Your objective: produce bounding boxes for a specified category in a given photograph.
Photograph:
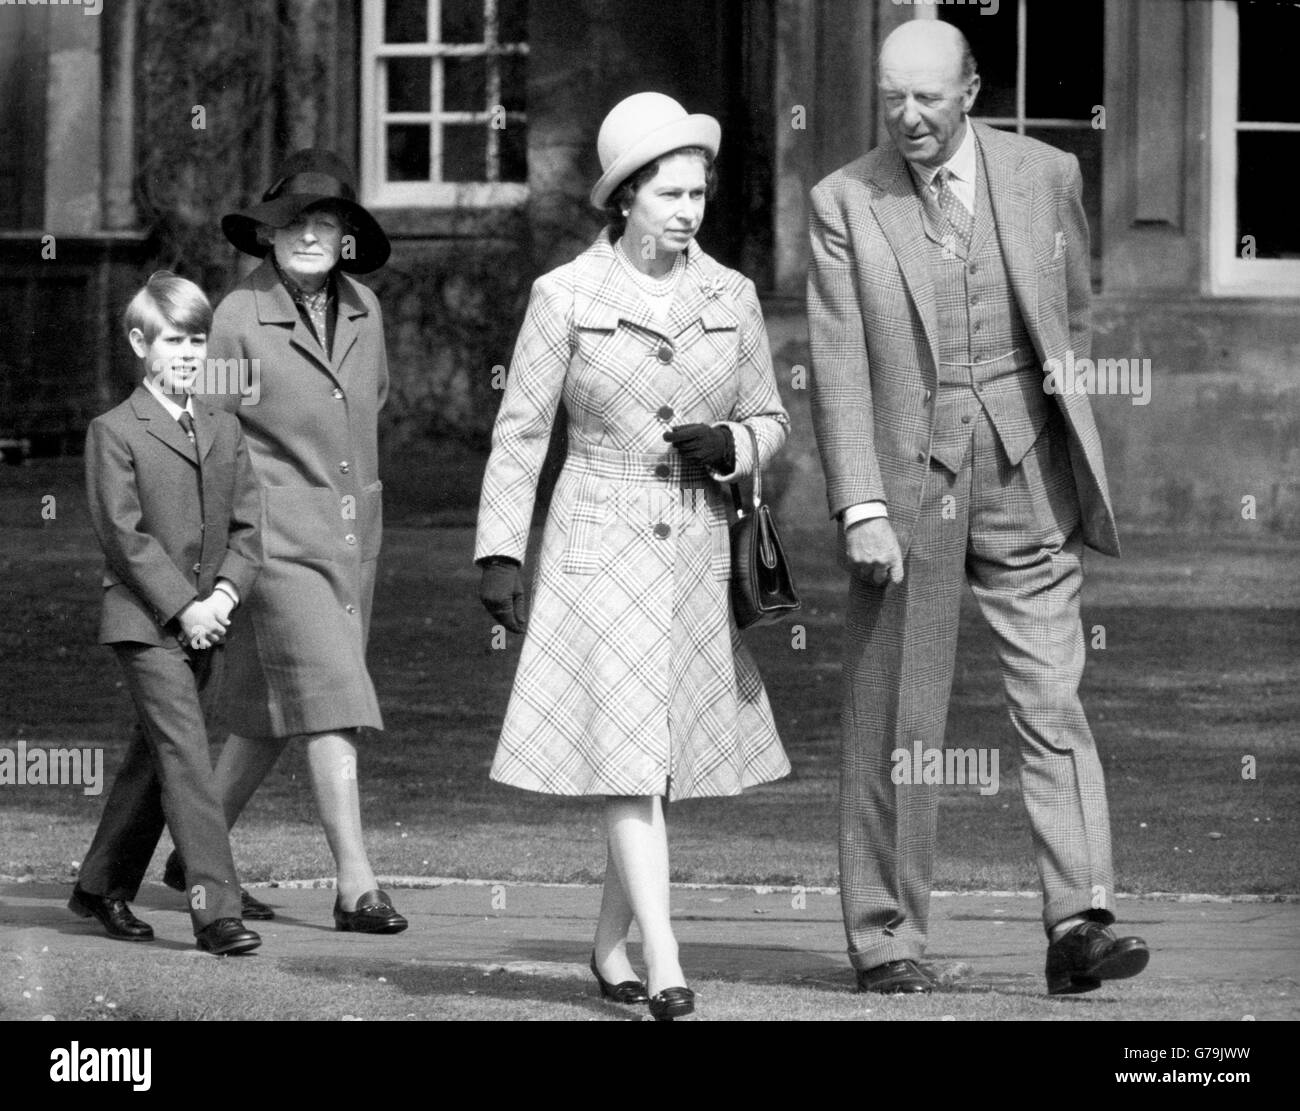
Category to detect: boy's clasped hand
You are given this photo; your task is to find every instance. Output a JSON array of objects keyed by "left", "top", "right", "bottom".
[{"left": 178, "top": 589, "right": 234, "bottom": 650}]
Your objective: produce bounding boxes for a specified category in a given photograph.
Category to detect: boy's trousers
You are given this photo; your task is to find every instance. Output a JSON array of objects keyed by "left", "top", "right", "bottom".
[{"left": 78, "top": 640, "right": 242, "bottom": 930}]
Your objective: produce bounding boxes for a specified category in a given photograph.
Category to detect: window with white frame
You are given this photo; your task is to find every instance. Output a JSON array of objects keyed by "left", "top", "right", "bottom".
[
  {"left": 937, "top": 0, "right": 1105, "bottom": 265},
  {"left": 361, "top": 0, "right": 528, "bottom": 207},
  {"left": 1210, "top": 0, "right": 1300, "bottom": 295}
]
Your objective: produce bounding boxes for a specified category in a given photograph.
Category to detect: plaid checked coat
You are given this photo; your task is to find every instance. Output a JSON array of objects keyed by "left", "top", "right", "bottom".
[
  {"left": 475, "top": 232, "right": 791, "bottom": 798},
  {"left": 807, "top": 123, "right": 1119, "bottom": 558}
]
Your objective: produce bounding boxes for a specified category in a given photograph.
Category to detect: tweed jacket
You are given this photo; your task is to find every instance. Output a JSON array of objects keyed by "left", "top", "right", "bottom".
[
  {"left": 475, "top": 231, "right": 791, "bottom": 798},
  {"left": 86, "top": 385, "right": 261, "bottom": 646},
  {"left": 807, "top": 123, "right": 1119, "bottom": 557},
  {"left": 207, "top": 257, "right": 388, "bottom": 737}
]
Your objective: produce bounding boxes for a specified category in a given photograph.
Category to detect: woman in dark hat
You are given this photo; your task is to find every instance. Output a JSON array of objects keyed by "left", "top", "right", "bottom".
[
  {"left": 475, "top": 94, "right": 791, "bottom": 1018},
  {"left": 164, "top": 149, "right": 406, "bottom": 933}
]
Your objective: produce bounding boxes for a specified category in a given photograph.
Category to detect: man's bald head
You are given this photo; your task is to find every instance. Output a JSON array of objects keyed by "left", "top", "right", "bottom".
[
  {"left": 877, "top": 20, "right": 980, "bottom": 169},
  {"left": 878, "top": 19, "right": 976, "bottom": 85}
]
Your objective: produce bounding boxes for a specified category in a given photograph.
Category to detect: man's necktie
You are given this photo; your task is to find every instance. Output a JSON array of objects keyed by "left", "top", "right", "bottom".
[
  {"left": 934, "top": 167, "right": 973, "bottom": 251},
  {"left": 178, "top": 411, "right": 197, "bottom": 452}
]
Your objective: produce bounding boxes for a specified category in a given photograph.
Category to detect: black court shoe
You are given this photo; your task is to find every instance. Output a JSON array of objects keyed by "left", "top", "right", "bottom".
[
  {"left": 589, "top": 952, "right": 650, "bottom": 1005},
  {"left": 333, "top": 889, "right": 408, "bottom": 934},
  {"left": 648, "top": 986, "right": 695, "bottom": 1021}
]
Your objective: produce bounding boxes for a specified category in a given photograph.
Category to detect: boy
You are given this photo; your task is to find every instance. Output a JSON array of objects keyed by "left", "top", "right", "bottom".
[{"left": 69, "top": 271, "right": 263, "bottom": 955}]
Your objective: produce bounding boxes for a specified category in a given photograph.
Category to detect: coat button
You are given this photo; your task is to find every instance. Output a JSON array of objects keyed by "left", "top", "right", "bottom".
[
  {"left": 923, "top": 390, "right": 932, "bottom": 403},
  {"left": 653, "top": 523, "right": 671, "bottom": 539},
  {"left": 654, "top": 463, "right": 671, "bottom": 479},
  {"left": 192, "top": 562, "right": 202, "bottom": 574},
  {"left": 961, "top": 415, "right": 972, "bottom": 424},
  {"left": 339, "top": 460, "right": 350, "bottom": 473},
  {"left": 657, "top": 343, "right": 673, "bottom": 364},
  {"left": 345, "top": 533, "right": 357, "bottom": 545},
  {"left": 916, "top": 452, "right": 926, "bottom": 463},
  {"left": 332, "top": 388, "right": 344, "bottom": 400},
  {"left": 345, "top": 604, "right": 357, "bottom": 615},
  {"left": 657, "top": 405, "right": 674, "bottom": 421}
]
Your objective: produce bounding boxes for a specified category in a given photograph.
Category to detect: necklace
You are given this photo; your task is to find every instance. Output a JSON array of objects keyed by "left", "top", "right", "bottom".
[{"left": 614, "top": 238, "right": 686, "bottom": 296}]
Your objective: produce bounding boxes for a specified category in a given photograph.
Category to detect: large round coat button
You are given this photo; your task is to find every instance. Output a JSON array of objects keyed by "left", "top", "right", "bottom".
[
  {"left": 657, "top": 343, "right": 673, "bottom": 364},
  {"left": 653, "top": 523, "right": 671, "bottom": 539},
  {"left": 345, "top": 534, "right": 357, "bottom": 545},
  {"left": 657, "top": 405, "right": 674, "bottom": 421},
  {"left": 339, "top": 460, "right": 350, "bottom": 474},
  {"left": 345, "top": 604, "right": 357, "bottom": 615},
  {"left": 654, "top": 463, "right": 671, "bottom": 479}
]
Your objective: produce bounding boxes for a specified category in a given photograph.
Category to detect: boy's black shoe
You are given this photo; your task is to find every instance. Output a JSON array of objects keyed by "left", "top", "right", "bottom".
[{"left": 195, "top": 918, "right": 261, "bottom": 956}]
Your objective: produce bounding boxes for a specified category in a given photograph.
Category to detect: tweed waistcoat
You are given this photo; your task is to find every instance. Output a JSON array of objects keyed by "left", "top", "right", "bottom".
[{"left": 925, "top": 147, "right": 1051, "bottom": 473}]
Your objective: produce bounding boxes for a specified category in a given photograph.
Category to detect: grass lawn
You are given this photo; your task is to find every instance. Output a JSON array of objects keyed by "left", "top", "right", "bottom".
[{"left": 2, "top": 458, "right": 1298, "bottom": 896}]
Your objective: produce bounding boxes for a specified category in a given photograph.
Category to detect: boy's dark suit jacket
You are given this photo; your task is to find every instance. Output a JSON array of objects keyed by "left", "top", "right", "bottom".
[{"left": 85, "top": 384, "right": 261, "bottom": 644}]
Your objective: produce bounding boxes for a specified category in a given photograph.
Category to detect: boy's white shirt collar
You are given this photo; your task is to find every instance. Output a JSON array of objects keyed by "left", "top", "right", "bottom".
[
  {"left": 910, "top": 118, "right": 976, "bottom": 214},
  {"left": 142, "top": 376, "right": 194, "bottom": 421}
]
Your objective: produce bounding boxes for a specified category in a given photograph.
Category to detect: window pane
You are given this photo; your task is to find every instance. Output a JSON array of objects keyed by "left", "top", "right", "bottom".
[
  {"left": 1024, "top": 126, "right": 1102, "bottom": 261},
  {"left": 385, "top": 0, "right": 427, "bottom": 44},
  {"left": 443, "top": 57, "right": 486, "bottom": 112},
  {"left": 442, "top": 124, "right": 487, "bottom": 181},
  {"left": 387, "top": 124, "right": 430, "bottom": 181},
  {"left": 1025, "top": 0, "right": 1103, "bottom": 119},
  {"left": 939, "top": 5, "right": 1017, "bottom": 118},
  {"left": 1238, "top": 0, "right": 1300, "bottom": 124},
  {"left": 441, "top": 0, "right": 484, "bottom": 44},
  {"left": 500, "top": 54, "right": 526, "bottom": 114},
  {"left": 1238, "top": 133, "right": 1300, "bottom": 258},
  {"left": 498, "top": 0, "right": 528, "bottom": 44},
  {"left": 499, "top": 123, "right": 527, "bottom": 183},
  {"left": 387, "top": 57, "right": 430, "bottom": 112}
]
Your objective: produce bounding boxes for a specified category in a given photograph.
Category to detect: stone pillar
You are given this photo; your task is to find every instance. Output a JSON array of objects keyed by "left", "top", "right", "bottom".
[
  {"left": 44, "top": 6, "right": 101, "bottom": 233},
  {"left": 101, "top": 0, "right": 136, "bottom": 230},
  {"left": 772, "top": 0, "right": 816, "bottom": 297}
]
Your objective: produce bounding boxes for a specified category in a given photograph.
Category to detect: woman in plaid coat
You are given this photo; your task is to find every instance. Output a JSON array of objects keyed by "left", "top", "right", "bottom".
[{"left": 475, "top": 95, "right": 790, "bottom": 1019}]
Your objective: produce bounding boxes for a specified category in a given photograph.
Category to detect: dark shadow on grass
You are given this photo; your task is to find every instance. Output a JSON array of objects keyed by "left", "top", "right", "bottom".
[{"left": 275, "top": 956, "right": 647, "bottom": 1020}]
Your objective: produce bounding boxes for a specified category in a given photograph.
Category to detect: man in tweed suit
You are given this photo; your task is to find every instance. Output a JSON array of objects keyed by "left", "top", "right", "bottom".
[{"left": 807, "top": 20, "right": 1149, "bottom": 995}]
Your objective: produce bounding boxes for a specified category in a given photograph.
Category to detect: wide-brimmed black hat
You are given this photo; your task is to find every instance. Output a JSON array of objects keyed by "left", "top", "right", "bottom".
[{"left": 221, "top": 148, "right": 391, "bottom": 273}]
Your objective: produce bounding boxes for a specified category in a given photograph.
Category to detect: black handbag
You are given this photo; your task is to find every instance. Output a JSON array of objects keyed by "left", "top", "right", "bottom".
[{"left": 729, "top": 423, "right": 801, "bottom": 628}]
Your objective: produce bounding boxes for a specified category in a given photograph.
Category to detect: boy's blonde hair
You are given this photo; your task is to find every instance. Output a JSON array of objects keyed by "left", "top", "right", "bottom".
[{"left": 122, "top": 270, "right": 213, "bottom": 343}]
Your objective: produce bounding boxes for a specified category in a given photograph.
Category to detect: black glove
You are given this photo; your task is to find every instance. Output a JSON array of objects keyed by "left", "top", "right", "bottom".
[
  {"left": 663, "top": 423, "right": 734, "bottom": 471},
  {"left": 478, "top": 558, "right": 528, "bottom": 634}
]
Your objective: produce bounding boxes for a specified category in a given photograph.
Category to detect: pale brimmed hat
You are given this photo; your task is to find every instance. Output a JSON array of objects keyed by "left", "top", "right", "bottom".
[
  {"left": 590, "top": 92, "right": 721, "bottom": 209},
  {"left": 221, "top": 148, "right": 391, "bottom": 274}
]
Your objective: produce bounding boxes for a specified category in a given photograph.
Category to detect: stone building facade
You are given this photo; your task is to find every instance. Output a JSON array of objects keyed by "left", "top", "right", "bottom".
[{"left": 1, "top": 0, "right": 1296, "bottom": 533}]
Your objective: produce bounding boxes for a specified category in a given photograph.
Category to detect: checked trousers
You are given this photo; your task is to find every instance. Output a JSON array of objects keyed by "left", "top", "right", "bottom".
[{"left": 839, "top": 406, "right": 1116, "bottom": 970}]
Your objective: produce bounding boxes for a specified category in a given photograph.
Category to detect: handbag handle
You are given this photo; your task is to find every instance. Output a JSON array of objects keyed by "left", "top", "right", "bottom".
[{"left": 730, "top": 422, "right": 763, "bottom": 518}]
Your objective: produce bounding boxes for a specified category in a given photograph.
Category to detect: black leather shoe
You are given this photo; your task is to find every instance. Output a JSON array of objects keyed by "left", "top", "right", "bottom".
[
  {"left": 68, "top": 886, "right": 154, "bottom": 942},
  {"left": 1046, "top": 920, "right": 1149, "bottom": 995},
  {"left": 333, "top": 889, "right": 408, "bottom": 934},
  {"left": 195, "top": 918, "right": 261, "bottom": 955},
  {"left": 589, "top": 952, "right": 649, "bottom": 1005},
  {"left": 240, "top": 889, "right": 275, "bottom": 920},
  {"left": 648, "top": 986, "right": 695, "bottom": 1021},
  {"left": 855, "top": 959, "right": 933, "bottom": 994},
  {"left": 162, "top": 849, "right": 185, "bottom": 892}
]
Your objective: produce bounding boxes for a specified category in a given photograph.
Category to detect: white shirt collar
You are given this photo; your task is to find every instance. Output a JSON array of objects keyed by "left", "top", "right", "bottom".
[
  {"left": 142, "top": 376, "right": 194, "bottom": 421},
  {"left": 910, "top": 118, "right": 976, "bottom": 189}
]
